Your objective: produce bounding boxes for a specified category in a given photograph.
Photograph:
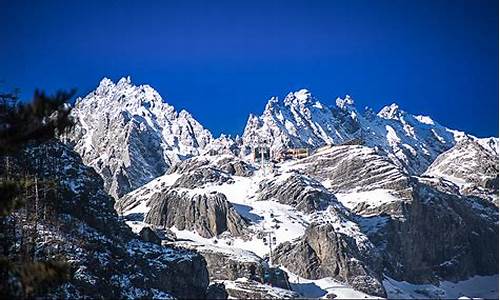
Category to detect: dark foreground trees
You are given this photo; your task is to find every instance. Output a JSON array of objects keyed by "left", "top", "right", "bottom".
[{"left": 0, "top": 89, "right": 74, "bottom": 298}]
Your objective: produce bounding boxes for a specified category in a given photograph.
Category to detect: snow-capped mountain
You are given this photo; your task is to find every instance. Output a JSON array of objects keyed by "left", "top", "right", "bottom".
[
  {"left": 66, "top": 77, "right": 212, "bottom": 198},
  {"left": 62, "top": 80, "right": 498, "bottom": 299},
  {"left": 242, "top": 89, "right": 467, "bottom": 174},
  {"left": 242, "top": 89, "right": 360, "bottom": 152}
]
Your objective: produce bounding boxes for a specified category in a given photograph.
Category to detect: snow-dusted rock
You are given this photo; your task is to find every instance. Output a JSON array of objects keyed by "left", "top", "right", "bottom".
[
  {"left": 144, "top": 190, "right": 249, "bottom": 238},
  {"left": 167, "top": 154, "right": 254, "bottom": 177},
  {"left": 424, "top": 137, "right": 499, "bottom": 205},
  {"left": 256, "top": 172, "right": 337, "bottom": 213},
  {"left": 170, "top": 241, "right": 268, "bottom": 282},
  {"left": 241, "top": 91, "right": 359, "bottom": 155},
  {"left": 222, "top": 278, "right": 300, "bottom": 299},
  {"left": 273, "top": 219, "right": 385, "bottom": 297},
  {"left": 288, "top": 145, "right": 412, "bottom": 216},
  {"left": 202, "top": 134, "right": 241, "bottom": 156},
  {"left": 14, "top": 142, "right": 210, "bottom": 299},
  {"left": 242, "top": 89, "right": 468, "bottom": 175},
  {"left": 66, "top": 76, "right": 212, "bottom": 199}
]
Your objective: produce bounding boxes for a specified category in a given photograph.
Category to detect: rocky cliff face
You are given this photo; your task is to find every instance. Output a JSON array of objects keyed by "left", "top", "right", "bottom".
[
  {"left": 7, "top": 141, "right": 211, "bottom": 299},
  {"left": 256, "top": 172, "right": 337, "bottom": 213},
  {"left": 381, "top": 179, "right": 499, "bottom": 283},
  {"left": 66, "top": 77, "right": 212, "bottom": 199},
  {"left": 171, "top": 242, "right": 269, "bottom": 282},
  {"left": 145, "top": 190, "right": 249, "bottom": 238},
  {"left": 115, "top": 155, "right": 254, "bottom": 239},
  {"left": 273, "top": 223, "right": 386, "bottom": 297},
  {"left": 267, "top": 144, "right": 498, "bottom": 296}
]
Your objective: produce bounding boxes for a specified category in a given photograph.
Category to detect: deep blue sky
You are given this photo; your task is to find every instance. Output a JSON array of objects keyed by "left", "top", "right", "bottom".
[{"left": 0, "top": 0, "right": 498, "bottom": 137}]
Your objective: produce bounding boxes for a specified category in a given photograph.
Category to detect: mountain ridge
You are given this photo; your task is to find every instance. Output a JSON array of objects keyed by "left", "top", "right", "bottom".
[
  {"left": 67, "top": 76, "right": 497, "bottom": 199},
  {"left": 62, "top": 76, "right": 498, "bottom": 299}
]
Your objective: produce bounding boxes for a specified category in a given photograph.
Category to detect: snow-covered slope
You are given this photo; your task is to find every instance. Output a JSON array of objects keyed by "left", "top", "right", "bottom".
[
  {"left": 242, "top": 89, "right": 467, "bottom": 174},
  {"left": 424, "top": 136, "right": 499, "bottom": 205},
  {"left": 66, "top": 76, "right": 212, "bottom": 198}
]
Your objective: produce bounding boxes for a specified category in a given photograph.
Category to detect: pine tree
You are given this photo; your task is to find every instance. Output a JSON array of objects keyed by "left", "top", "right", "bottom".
[{"left": 0, "top": 88, "right": 74, "bottom": 298}]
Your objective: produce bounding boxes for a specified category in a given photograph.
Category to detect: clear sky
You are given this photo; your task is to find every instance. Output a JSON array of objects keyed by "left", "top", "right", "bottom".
[{"left": 0, "top": 0, "right": 498, "bottom": 137}]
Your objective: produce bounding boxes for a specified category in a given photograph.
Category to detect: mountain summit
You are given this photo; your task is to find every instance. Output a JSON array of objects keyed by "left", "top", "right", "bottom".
[
  {"left": 242, "top": 89, "right": 468, "bottom": 174},
  {"left": 67, "top": 77, "right": 212, "bottom": 198}
]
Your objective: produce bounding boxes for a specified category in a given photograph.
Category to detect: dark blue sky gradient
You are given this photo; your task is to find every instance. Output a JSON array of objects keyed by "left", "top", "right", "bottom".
[{"left": 0, "top": 0, "right": 498, "bottom": 137}]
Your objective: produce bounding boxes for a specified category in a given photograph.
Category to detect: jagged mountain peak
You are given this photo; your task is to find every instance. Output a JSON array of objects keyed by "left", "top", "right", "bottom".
[
  {"left": 335, "top": 94, "right": 355, "bottom": 110},
  {"left": 67, "top": 76, "right": 212, "bottom": 199},
  {"left": 88, "top": 76, "right": 167, "bottom": 112},
  {"left": 378, "top": 102, "right": 403, "bottom": 119},
  {"left": 242, "top": 89, "right": 471, "bottom": 174},
  {"left": 284, "top": 88, "right": 313, "bottom": 105},
  {"left": 242, "top": 89, "right": 360, "bottom": 153}
]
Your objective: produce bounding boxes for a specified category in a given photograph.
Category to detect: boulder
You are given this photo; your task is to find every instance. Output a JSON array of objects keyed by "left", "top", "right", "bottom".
[{"left": 139, "top": 227, "right": 162, "bottom": 245}]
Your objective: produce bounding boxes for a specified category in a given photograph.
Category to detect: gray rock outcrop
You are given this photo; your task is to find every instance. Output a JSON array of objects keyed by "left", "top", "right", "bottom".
[
  {"left": 171, "top": 242, "right": 268, "bottom": 282},
  {"left": 145, "top": 191, "right": 249, "bottom": 238},
  {"left": 206, "top": 282, "right": 228, "bottom": 299},
  {"left": 172, "top": 167, "right": 233, "bottom": 189},
  {"left": 139, "top": 227, "right": 162, "bottom": 245},
  {"left": 380, "top": 180, "right": 499, "bottom": 283},
  {"left": 257, "top": 173, "right": 335, "bottom": 213},
  {"left": 273, "top": 223, "right": 386, "bottom": 298},
  {"left": 223, "top": 279, "right": 300, "bottom": 299}
]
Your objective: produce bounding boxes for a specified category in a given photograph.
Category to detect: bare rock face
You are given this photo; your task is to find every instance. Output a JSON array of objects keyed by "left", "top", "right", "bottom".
[
  {"left": 171, "top": 242, "right": 268, "bottom": 282},
  {"left": 257, "top": 173, "right": 335, "bottom": 213},
  {"left": 139, "top": 227, "right": 162, "bottom": 245},
  {"left": 380, "top": 180, "right": 499, "bottom": 283},
  {"left": 145, "top": 191, "right": 249, "bottom": 238},
  {"left": 216, "top": 157, "right": 255, "bottom": 177},
  {"left": 167, "top": 156, "right": 212, "bottom": 175},
  {"left": 172, "top": 167, "right": 233, "bottom": 189},
  {"left": 273, "top": 223, "right": 386, "bottom": 298}
]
